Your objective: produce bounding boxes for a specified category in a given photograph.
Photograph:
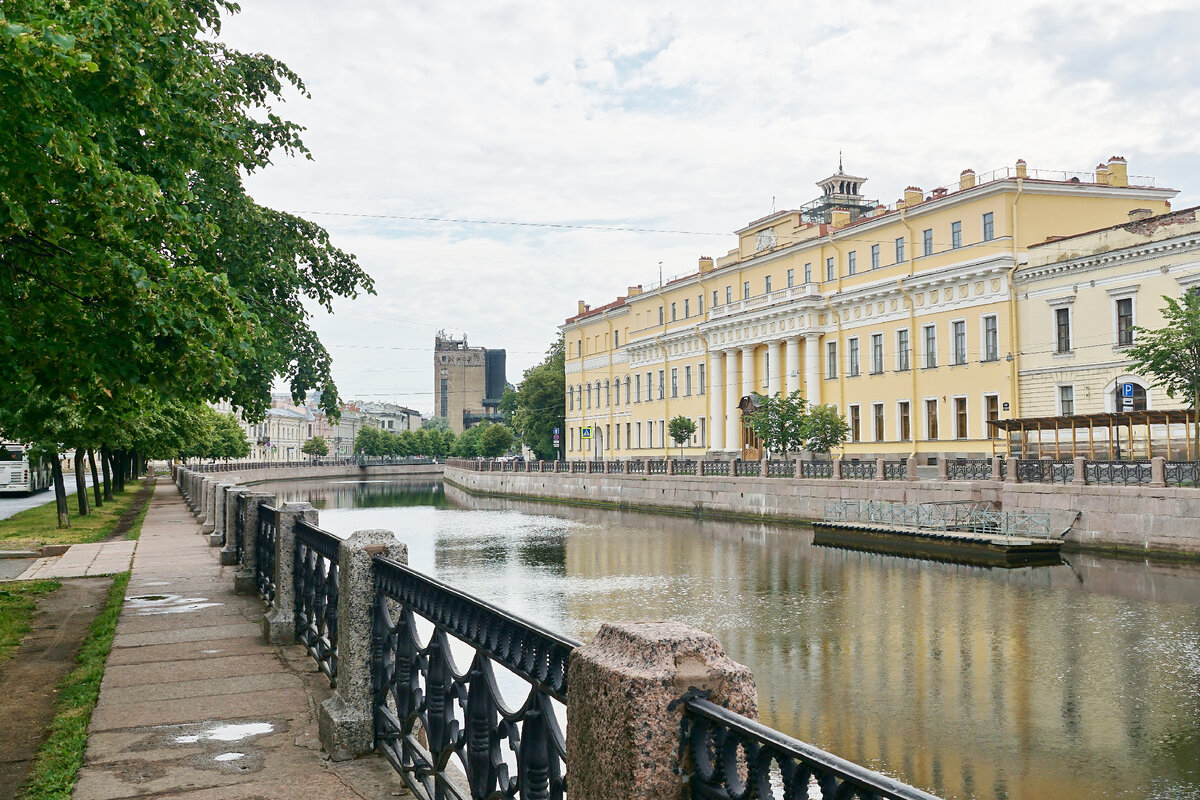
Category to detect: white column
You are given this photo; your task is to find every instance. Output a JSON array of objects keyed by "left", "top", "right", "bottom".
[
  {"left": 804, "top": 333, "right": 821, "bottom": 405},
  {"left": 785, "top": 337, "right": 801, "bottom": 396},
  {"left": 724, "top": 350, "right": 740, "bottom": 451},
  {"left": 710, "top": 352, "right": 725, "bottom": 450},
  {"left": 740, "top": 345, "right": 755, "bottom": 398},
  {"left": 767, "top": 340, "right": 783, "bottom": 398}
]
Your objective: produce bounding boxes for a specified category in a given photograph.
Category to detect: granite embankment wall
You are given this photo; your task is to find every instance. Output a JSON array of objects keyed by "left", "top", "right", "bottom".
[{"left": 443, "top": 466, "right": 1200, "bottom": 558}]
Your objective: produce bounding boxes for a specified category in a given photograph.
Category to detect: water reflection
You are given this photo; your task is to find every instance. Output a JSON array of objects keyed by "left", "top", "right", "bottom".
[{"left": 271, "top": 478, "right": 1200, "bottom": 800}]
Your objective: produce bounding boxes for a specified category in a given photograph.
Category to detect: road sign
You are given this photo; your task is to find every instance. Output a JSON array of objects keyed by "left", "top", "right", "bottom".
[
  {"left": 1122, "top": 398, "right": 1134, "bottom": 408},
  {"left": 1122, "top": 383, "right": 1134, "bottom": 398},
  {"left": 580, "top": 427, "right": 592, "bottom": 439},
  {"left": 1002, "top": 402, "right": 1010, "bottom": 411},
  {"left": 553, "top": 427, "right": 560, "bottom": 435}
]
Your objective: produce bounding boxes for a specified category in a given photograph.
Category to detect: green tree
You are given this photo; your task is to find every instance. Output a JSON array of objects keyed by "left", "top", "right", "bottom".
[
  {"left": 452, "top": 424, "right": 486, "bottom": 458},
  {"left": 355, "top": 427, "right": 387, "bottom": 457},
  {"left": 508, "top": 338, "right": 565, "bottom": 460},
  {"left": 802, "top": 405, "right": 850, "bottom": 457},
  {"left": 668, "top": 416, "right": 696, "bottom": 457},
  {"left": 210, "top": 413, "right": 251, "bottom": 460},
  {"left": 477, "top": 422, "right": 515, "bottom": 458},
  {"left": 1129, "top": 292, "right": 1200, "bottom": 454},
  {"left": 746, "top": 391, "right": 809, "bottom": 457},
  {"left": 301, "top": 436, "right": 328, "bottom": 458},
  {"left": 422, "top": 417, "right": 451, "bottom": 433}
]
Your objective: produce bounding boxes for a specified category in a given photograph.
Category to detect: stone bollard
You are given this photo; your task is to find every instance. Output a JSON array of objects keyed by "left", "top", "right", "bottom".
[
  {"left": 991, "top": 457, "right": 1003, "bottom": 481},
  {"left": 794, "top": 456, "right": 803, "bottom": 479},
  {"left": 643, "top": 459, "right": 651, "bottom": 474},
  {"left": 875, "top": 457, "right": 885, "bottom": 480},
  {"left": 210, "top": 483, "right": 233, "bottom": 547},
  {"left": 759, "top": 454, "right": 768, "bottom": 476},
  {"left": 263, "top": 502, "right": 317, "bottom": 645},
  {"left": 202, "top": 480, "right": 218, "bottom": 533},
  {"left": 936, "top": 457, "right": 949, "bottom": 481},
  {"left": 1073, "top": 456, "right": 1088, "bottom": 486},
  {"left": 318, "top": 529, "right": 408, "bottom": 761},
  {"left": 624, "top": 459, "right": 632, "bottom": 475},
  {"left": 1005, "top": 456, "right": 1019, "bottom": 483},
  {"left": 666, "top": 458, "right": 675, "bottom": 476},
  {"left": 833, "top": 457, "right": 843, "bottom": 480},
  {"left": 220, "top": 487, "right": 249, "bottom": 565},
  {"left": 234, "top": 491, "right": 276, "bottom": 595},
  {"left": 906, "top": 456, "right": 919, "bottom": 481},
  {"left": 1151, "top": 456, "right": 1166, "bottom": 488},
  {"left": 567, "top": 622, "right": 757, "bottom": 800}
]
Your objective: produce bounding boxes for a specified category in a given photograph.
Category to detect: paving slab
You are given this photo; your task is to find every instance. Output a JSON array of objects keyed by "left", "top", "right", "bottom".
[
  {"left": 76, "top": 476, "right": 409, "bottom": 799},
  {"left": 15, "top": 541, "right": 137, "bottom": 580}
]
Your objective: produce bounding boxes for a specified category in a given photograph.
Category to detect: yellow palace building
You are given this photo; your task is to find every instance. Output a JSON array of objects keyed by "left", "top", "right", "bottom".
[{"left": 561, "top": 157, "right": 1177, "bottom": 460}]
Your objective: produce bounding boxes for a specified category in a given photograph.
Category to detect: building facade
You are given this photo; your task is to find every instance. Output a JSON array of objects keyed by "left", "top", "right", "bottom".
[
  {"left": 434, "top": 332, "right": 507, "bottom": 433},
  {"left": 562, "top": 157, "right": 1179, "bottom": 459}
]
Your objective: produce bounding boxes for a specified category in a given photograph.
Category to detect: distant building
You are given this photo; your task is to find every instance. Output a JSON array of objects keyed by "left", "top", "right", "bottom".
[
  {"left": 358, "top": 402, "right": 422, "bottom": 434},
  {"left": 434, "top": 332, "right": 507, "bottom": 433}
]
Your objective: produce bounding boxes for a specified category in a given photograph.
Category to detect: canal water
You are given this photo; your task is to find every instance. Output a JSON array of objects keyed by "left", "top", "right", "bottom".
[{"left": 270, "top": 477, "right": 1200, "bottom": 800}]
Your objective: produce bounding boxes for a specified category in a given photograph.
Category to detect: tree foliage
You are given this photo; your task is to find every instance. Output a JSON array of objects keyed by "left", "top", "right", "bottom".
[
  {"left": 1129, "top": 292, "right": 1200, "bottom": 451},
  {"left": 745, "top": 391, "right": 809, "bottom": 456},
  {"left": 802, "top": 405, "right": 851, "bottom": 456},
  {"left": 301, "top": 436, "right": 328, "bottom": 457},
  {"left": 0, "top": 1, "right": 371, "bottom": 523},
  {"left": 506, "top": 338, "right": 564, "bottom": 460},
  {"left": 668, "top": 416, "right": 696, "bottom": 455}
]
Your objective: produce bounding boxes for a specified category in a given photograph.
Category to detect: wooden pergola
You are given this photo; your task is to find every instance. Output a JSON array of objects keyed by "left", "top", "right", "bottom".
[{"left": 987, "top": 410, "right": 1198, "bottom": 460}]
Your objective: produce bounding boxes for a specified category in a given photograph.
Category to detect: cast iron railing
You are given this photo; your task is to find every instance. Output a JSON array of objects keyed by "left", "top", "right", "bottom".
[
  {"left": 607, "top": 460, "right": 624, "bottom": 473},
  {"left": 840, "top": 460, "right": 875, "bottom": 480},
  {"left": 257, "top": 504, "right": 278, "bottom": 603},
  {"left": 946, "top": 459, "right": 991, "bottom": 481},
  {"left": 735, "top": 460, "right": 761, "bottom": 477},
  {"left": 628, "top": 460, "right": 645, "bottom": 474},
  {"left": 883, "top": 460, "right": 907, "bottom": 480},
  {"left": 1086, "top": 460, "right": 1153, "bottom": 485},
  {"left": 1050, "top": 460, "right": 1075, "bottom": 484},
  {"left": 675, "top": 459, "right": 698, "bottom": 476},
  {"left": 1016, "top": 459, "right": 1051, "bottom": 483},
  {"left": 766, "top": 459, "right": 795, "bottom": 477},
  {"left": 234, "top": 496, "right": 247, "bottom": 566},
  {"left": 801, "top": 461, "right": 834, "bottom": 479},
  {"left": 680, "top": 696, "right": 939, "bottom": 800},
  {"left": 824, "top": 500, "right": 1053, "bottom": 539},
  {"left": 648, "top": 460, "right": 668, "bottom": 475},
  {"left": 588, "top": 461, "right": 604, "bottom": 474},
  {"left": 703, "top": 460, "right": 730, "bottom": 476},
  {"left": 294, "top": 519, "right": 340, "bottom": 686},
  {"left": 1165, "top": 460, "right": 1200, "bottom": 486},
  {"left": 372, "top": 557, "right": 579, "bottom": 800}
]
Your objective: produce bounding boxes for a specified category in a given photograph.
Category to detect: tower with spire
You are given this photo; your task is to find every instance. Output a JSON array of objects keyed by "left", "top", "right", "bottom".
[{"left": 801, "top": 153, "right": 875, "bottom": 224}]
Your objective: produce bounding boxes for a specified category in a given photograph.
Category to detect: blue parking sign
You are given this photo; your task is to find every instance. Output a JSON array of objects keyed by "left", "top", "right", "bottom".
[{"left": 1122, "top": 383, "right": 1134, "bottom": 398}]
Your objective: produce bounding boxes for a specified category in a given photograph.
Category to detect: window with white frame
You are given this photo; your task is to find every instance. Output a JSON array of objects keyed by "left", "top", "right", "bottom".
[
  {"left": 699, "top": 363, "right": 706, "bottom": 394},
  {"left": 804, "top": 263, "right": 812, "bottom": 283},
  {"left": 870, "top": 333, "right": 883, "bottom": 374},
  {"left": 849, "top": 405, "right": 861, "bottom": 442},
  {"left": 923, "top": 325, "right": 937, "bottom": 368},
  {"left": 873, "top": 403, "right": 885, "bottom": 441},
  {"left": 658, "top": 370, "right": 665, "bottom": 400},
  {"left": 954, "top": 396, "right": 968, "bottom": 439},
  {"left": 982, "top": 212, "right": 994, "bottom": 242},
  {"left": 848, "top": 251, "right": 857, "bottom": 275},
  {"left": 1055, "top": 307, "right": 1072, "bottom": 353},
  {"left": 1112, "top": 290, "right": 1136, "bottom": 348},
  {"left": 952, "top": 320, "right": 967, "bottom": 365},
  {"left": 765, "top": 275, "right": 773, "bottom": 293},
  {"left": 922, "top": 229, "right": 933, "bottom": 256},
  {"left": 983, "top": 315, "right": 998, "bottom": 361},
  {"left": 848, "top": 338, "right": 860, "bottom": 377},
  {"left": 726, "top": 286, "right": 732, "bottom": 304},
  {"left": 898, "top": 401, "right": 911, "bottom": 441},
  {"left": 895, "top": 237, "right": 905, "bottom": 264},
  {"left": 743, "top": 281, "right": 750, "bottom": 300},
  {"left": 634, "top": 374, "right": 641, "bottom": 402},
  {"left": 827, "top": 341, "right": 838, "bottom": 379},
  {"left": 684, "top": 299, "right": 690, "bottom": 318},
  {"left": 1059, "top": 385, "right": 1075, "bottom": 416},
  {"left": 984, "top": 395, "right": 999, "bottom": 438},
  {"left": 870, "top": 244, "right": 880, "bottom": 270},
  {"left": 670, "top": 368, "right": 678, "bottom": 398},
  {"left": 925, "top": 399, "right": 939, "bottom": 440},
  {"left": 950, "top": 221, "right": 962, "bottom": 249},
  {"left": 826, "top": 257, "right": 835, "bottom": 281},
  {"left": 685, "top": 365, "right": 692, "bottom": 396},
  {"left": 787, "top": 268, "right": 795, "bottom": 287},
  {"left": 897, "top": 328, "right": 910, "bottom": 371}
]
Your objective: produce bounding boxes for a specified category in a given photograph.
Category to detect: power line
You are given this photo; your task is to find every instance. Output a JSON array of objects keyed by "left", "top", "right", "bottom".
[{"left": 293, "top": 210, "right": 728, "bottom": 237}]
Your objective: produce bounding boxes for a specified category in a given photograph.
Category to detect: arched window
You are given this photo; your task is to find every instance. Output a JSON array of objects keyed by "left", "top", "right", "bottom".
[
  {"left": 1113, "top": 381, "right": 1148, "bottom": 412},
  {"left": 625, "top": 376, "right": 631, "bottom": 404}
]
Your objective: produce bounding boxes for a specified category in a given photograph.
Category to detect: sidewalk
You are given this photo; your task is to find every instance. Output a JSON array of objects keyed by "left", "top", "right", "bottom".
[
  {"left": 16, "top": 541, "right": 136, "bottom": 580},
  {"left": 74, "top": 477, "right": 408, "bottom": 799}
]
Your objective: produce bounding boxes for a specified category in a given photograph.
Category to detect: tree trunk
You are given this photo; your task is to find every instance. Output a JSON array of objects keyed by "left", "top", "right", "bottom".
[
  {"left": 51, "top": 458, "right": 70, "bottom": 528},
  {"left": 74, "top": 452, "right": 90, "bottom": 516},
  {"left": 101, "top": 446, "right": 113, "bottom": 501},
  {"left": 112, "top": 450, "right": 125, "bottom": 492},
  {"left": 88, "top": 449, "right": 102, "bottom": 507}
]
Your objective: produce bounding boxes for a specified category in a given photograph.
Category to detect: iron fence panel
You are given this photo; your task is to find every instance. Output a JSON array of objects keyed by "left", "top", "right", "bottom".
[
  {"left": 1165, "top": 460, "right": 1200, "bottom": 486},
  {"left": 1085, "top": 460, "right": 1153, "bottom": 485},
  {"left": 883, "top": 460, "right": 907, "bottom": 481},
  {"left": 766, "top": 460, "right": 795, "bottom": 478},
  {"left": 735, "top": 460, "right": 761, "bottom": 477},
  {"left": 674, "top": 460, "right": 698, "bottom": 476},
  {"left": 294, "top": 520, "right": 340, "bottom": 686},
  {"left": 947, "top": 459, "right": 992, "bottom": 481},
  {"left": 256, "top": 504, "right": 278, "bottom": 603},
  {"left": 801, "top": 461, "right": 834, "bottom": 479},
  {"left": 841, "top": 460, "right": 875, "bottom": 480},
  {"left": 703, "top": 460, "right": 730, "bottom": 476}
]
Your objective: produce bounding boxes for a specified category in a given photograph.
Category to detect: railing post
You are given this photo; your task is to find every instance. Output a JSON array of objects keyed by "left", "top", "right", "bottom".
[
  {"left": 624, "top": 459, "right": 631, "bottom": 474},
  {"left": 905, "top": 457, "right": 919, "bottom": 481},
  {"left": 566, "top": 622, "right": 757, "bottom": 800},
  {"left": 795, "top": 456, "right": 804, "bottom": 480},
  {"left": 318, "top": 529, "right": 407, "bottom": 761},
  {"left": 220, "top": 487, "right": 248, "bottom": 565},
  {"left": 1006, "top": 457, "right": 1019, "bottom": 484},
  {"left": 1072, "top": 456, "right": 1088, "bottom": 486},
  {"left": 936, "top": 458, "right": 949, "bottom": 481},
  {"left": 210, "top": 483, "right": 233, "bottom": 547},
  {"left": 201, "top": 479, "right": 217, "bottom": 533},
  {"left": 263, "top": 502, "right": 317, "bottom": 645},
  {"left": 643, "top": 459, "right": 651, "bottom": 474},
  {"left": 1150, "top": 456, "right": 1166, "bottom": 488},
  {"left": 875, "top": 457, "right": 885, "bottom": 480},
  {"left": 991, "top": 456, "right": 1003, "bottom": 481},
  {"left": 833, "top": 457, "right": 843, "bottom": 480},
  {"left": 666, "top": 458, "right": 675, "bottom": 476},
  {"left": 1041, "top": 455, "right": 1053, "bottom": 482}
]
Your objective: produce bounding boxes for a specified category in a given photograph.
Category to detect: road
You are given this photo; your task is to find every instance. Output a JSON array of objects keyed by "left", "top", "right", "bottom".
[{"left": 0, "top": 473, "right": 92, "bottom": 521}]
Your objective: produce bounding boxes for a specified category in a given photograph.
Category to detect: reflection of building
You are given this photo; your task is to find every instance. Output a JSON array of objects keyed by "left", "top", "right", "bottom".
[
  {"left": 434, "top": 332, "right": 507, "bottom": 433},
  {"left": 562, "top": 157, "right": 1179, "bottom": 459}
]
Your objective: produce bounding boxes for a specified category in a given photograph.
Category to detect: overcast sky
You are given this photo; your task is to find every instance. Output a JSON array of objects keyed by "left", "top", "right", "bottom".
[{"left": 218, "top": 0, "right": 1200, "bottom": 416}]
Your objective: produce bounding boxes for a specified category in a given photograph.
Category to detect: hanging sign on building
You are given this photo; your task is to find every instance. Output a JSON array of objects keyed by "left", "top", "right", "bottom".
[{"left": 580, "top": 427, "right": 592, "bottom": 439}]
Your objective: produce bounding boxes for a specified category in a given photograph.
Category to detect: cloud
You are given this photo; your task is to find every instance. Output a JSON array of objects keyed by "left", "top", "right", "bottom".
[{"left": 217, "top": 0, "right": 1200, "bottom": 412}]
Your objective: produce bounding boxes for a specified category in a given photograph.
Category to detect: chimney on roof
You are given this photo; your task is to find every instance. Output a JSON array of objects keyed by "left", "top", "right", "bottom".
[
  {"left": 960, "top": 169, "right": 976, "bottom": 190},
  {"left": 903, "top": 187, "right": 923, "bottom": 206},
  {"left": 830, "top": 208, "right": 851, "bottom": 228},
  {"left": 1015, "top": 159, "right": 1027, "bottom": 179},
  {"left": 698, "top": 256, "right": 714, "bottom": 274},
  {"left": 1095, "top": 163, "right": 1110, "bottom": 185},
  {"left": 1128, "top": 208, "right": 1153, "bottom": 222},
  {"left": 1107, "top": 156, "right": 1128, "bottom": 187},
  {"left": 627, "top": 285, "right": 643, "bottom": 297},
  {"left": 577, "top": 300, "right": 588, "bottom": 315}
]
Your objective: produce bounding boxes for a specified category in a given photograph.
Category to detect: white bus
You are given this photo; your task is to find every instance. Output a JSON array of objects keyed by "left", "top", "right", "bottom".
[{"left": 0, "top": 442, "right": 52, "bottom": 494}]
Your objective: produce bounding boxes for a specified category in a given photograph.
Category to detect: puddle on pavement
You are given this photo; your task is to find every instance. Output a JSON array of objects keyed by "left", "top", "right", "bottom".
[
  {"left": 125, "top": 594, "right": 222, "bottom": 615},
  {"left": 214, "top": 752, "right": 244, "bottom": 761},
  {"left": 173, "top": 722, "right": 274, "bottom": 744}
]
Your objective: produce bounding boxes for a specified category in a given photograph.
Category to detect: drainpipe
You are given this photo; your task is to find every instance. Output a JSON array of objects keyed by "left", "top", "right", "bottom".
[
  {"left": 1006, "top": 179, "right": 1025, "bottom": 419},
  {"left": 826, "top": 237, "right": 846, "bottom": 413},
  {"left": 898, "top": 206, "right": 919, "bottom": 459}
]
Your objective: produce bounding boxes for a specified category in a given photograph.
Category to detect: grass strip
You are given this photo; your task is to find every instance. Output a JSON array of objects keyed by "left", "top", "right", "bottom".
[
  {"left": 0, "top": 485, "right": 141, "bottom": 551},
  {"left": 124, "top": 475, "right": 156, "bottom": 541},
  {"left": 0, "top": 580, "right": 61, "bottom": 668},
  {"left": 18, "top": 571, "right": 130, "bottom": 800}
]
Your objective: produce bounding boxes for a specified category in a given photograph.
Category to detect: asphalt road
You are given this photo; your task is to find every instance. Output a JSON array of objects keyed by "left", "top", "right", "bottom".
[{"left": 0, "top": 473, "right": 90, "bottom": 521}]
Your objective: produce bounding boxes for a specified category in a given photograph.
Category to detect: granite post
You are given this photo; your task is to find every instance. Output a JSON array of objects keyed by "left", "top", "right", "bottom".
[
  {"left": 220, "top": 487, "right": 249, "bottom": 565},
  {"left": 991, "top": 457, "right": 1003, "bottom": 481},
  {"left": 235, "top": 492, "right": 277, "bottom": 595},
  {"left": 262, "top": 501, "right": 317, "bottom": 645},
  {"left": 906, "top": 457, "right": 919, "bottom": 481},
  {"left": 936, "top": 458, "right": 949, "bottom": 481},
  {"left": 833, "top": 457, "right": 843, "bottom": 480},
  {"left": 875, "top": 457, "right": 885, "bottom": 480},
  {"left": 566, "top": 621, "right": 757, "bottom": 800},
  {"left": 1151, "top": 456, "right": 1166, "bottom": 488},
  {"left": 210, "top": 483, "right": 233, "bottom": 547},
  {"left": 1006, "top": 457, "right": 1019, "bottom": 484},
  {"left": 318, "top": 529, "right": 408, "bottom": 760},
  {"left": 201, "top": 479, "right": 217, "bottom": 533},
  {"left": 1072, "top": 456, "right": 1088, "bottom": 486}
]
